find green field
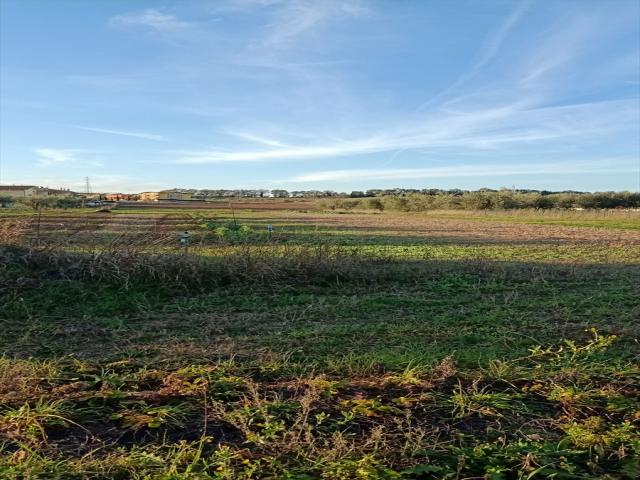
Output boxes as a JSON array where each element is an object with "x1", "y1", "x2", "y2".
[{"x1": 1, "y1": 206, "x2": 639, "y2": 479}]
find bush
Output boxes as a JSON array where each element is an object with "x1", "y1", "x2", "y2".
[
  {"x1": 16, "y1": 196, "x2": 58, "y2": 210},
  {"x1": 366, "y1": 198, "x2": 384, "y2": 211},
  {"x1": 320, "y1": 199, "x2": 363, "y2": 211},
  {"x1": 54, "y1": 196, "x2": 83, "y2": 209}
]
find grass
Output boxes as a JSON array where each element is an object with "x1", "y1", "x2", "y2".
[
  {"x1": 2, "y1": 258, "x2": 638, "y2": 369},
  {"x1": 402, "y1": 209, "x2": 640, "y2": 231},
  {"x1": 0, "y1": 206, "x2": 639, "y2": 478}
]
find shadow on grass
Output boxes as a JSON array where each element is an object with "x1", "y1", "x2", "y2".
[{"x1": 2, "y1": 244, "x2": 638, "y2": 371}]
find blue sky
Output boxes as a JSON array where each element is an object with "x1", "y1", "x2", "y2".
[{"x1": 1, "y1": 0, "x2": 639, "y2": 193}]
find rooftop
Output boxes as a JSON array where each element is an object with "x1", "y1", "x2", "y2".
[{"x1": 0, "y1": 185, "x2": 38, "y2": 190}]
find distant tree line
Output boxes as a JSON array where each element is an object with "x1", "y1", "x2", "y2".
[
  {"x1": 191, "y1": 189, "x2": 344, "y2": 199},
  {"x1": 318, "y1": 190, "x2": 640, "y2": 211},
  {"x1": 1, "y1": 189, "x2": 638, "y2": 210},
  {"x1": 180, "y1": 188, "x2": 640, "y2": 210},
  {"x1": 183, "y1": 187, "x2": 640, "y2": 210}
]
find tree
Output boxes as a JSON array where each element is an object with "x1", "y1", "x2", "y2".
[
  {"x1": 18, "y1": 196, "x2": 57, "y2": 210},
  {"x1": 54, "y1": 196, "x2": 83, "y2": 209},
  {"x1": 462, "y1": 192, "x2": 494, "y2": 210},
  {"x1": 366, "y1": 198, "x2": 384, "y2": 211},
  {"x1": 17, "y1": 196, "x2": 57, "y2": 245},
  {"x1": 532, "y1": 195, "x2": 554, "y2": 210},
  {"x1": 271, "y1": 190, "x2": 290, "y2": 198},
  {"x1": 0, "y1": 195, "x2": 14, "y2": 208}
]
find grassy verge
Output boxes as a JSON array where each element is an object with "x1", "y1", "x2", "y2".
[
  {"x1": 1, "y1": 329, "x2": 638, "y2": 479},
  {"x1": 415, "y1": 211, "x2": 640, "y2": 231},
  {"x1": 1, "y1": 244, "x2": 639, "y2": 478}
]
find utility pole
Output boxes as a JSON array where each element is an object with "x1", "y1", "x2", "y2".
[{"x1": 82, "y1": 177, "x2": 92, "y2": 208}]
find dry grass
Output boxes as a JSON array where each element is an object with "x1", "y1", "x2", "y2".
[
  {"x1": 0, "y1": 241, "x2": 395, "y2": 293},
  {"x1": 0, "y1": 358, "x2": 60, "y2": 404},
  {"x1": 0, "y1": 218, "x2": 29, "y2": 245}
]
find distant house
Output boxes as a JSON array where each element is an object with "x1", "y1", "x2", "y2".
[
  {"x1": 47, "y1": 188, "x2": 77, "y2": 196},
  {"x1": 0, "y1": 185, "x2": 45, "y2": 197},
  {"x1": 158, "y1": 189, "x2": 197, "y2": 201},
  {"x1": 0, "y1": 185, "x2": 75, "y2": 197},
  {"x1": 105, "y1": 193, "x2": 140, "y2": 201},
  {"x1": 139, "y1": 192, "x2": 160, "y2": 202}
]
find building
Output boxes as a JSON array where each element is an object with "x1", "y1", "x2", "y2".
[
  {"x1": 0, "y1": 185, "x2": 75, "y2": 197},
  {"x1": 139, "y1": 191, "x2": 160, "y2": 202},
  {"x1": 104, "y1": 193, "x2": 140, "y2": 201},
  {"x1": 0, "y1": 185, "x2": 46, "y2": 197},
  {"x1": 47, "y1": 188, "x2": 76, "y2": 196},
  {"x1": 158, "y1": 189, "x2": 197, "y2": 201}
]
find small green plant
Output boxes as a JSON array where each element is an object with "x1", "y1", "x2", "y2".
[
  {"x1": 449, "y1": 383, "x2": 526, "y2": 419},
  {"x1": 111, "y1": 403, "x2": 192, "y2": 430},
  {"x1": 200, "y1": 219, "x2": 258, "y2": 243},
  {"x1": 1, "y1": 400, "x2": 75, "y2": 446},
  {"x1": 340, "y1": 397, "x2": 402, "y2": 417},
  {"x1": 561, "y1": 416, "x2": 637, "y2": 451},
  {"x1": 321, "y1": 455, "x2": 402, "y2": 479}
]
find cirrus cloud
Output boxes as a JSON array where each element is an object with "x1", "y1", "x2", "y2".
[
  {"x1": 287, "y1": 159, "x2": 636, "y2": 183},
  {"x1": 108, "y1": 9, "x2": 192, "y2": 33}
]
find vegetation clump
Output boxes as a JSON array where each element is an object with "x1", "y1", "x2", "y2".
[{"x1": 0, "y1": 332, "x2": 638, "y2": 478}]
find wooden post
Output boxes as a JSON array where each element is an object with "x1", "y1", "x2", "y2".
[{"x1": 35, "y1": 203, "x2": 42, "y2": 246}]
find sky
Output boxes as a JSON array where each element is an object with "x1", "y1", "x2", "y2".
[{"x1": 0, "y1": 0, "x2": 639, "y2": 193}]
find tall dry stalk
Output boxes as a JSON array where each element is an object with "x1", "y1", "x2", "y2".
[{"x1": 0, "y1": 218, "x2": 29, "y2": 246}]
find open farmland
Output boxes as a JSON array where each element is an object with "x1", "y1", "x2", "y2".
[{"x1": 1, "y1": 203, "x2": 639, "y2": 479}]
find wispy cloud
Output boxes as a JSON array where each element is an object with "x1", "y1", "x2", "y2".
[
  {"x1": 172, "y1": 99, "x2": 636, "y2": 164},
  {"x1": 196, "y1": 3, "x2": 635, "y2": 171},
  {"x1": 519, "y1": 14, "x2": 595, "y2": 88},
  {"x1": 418, "y1": 1, "x2": 530, "y2": 110},
  {"x1": 287, "y1": 159, "x2": 634, "y2": 183},
  {"x1": 34, "y1": 148, "x2": 104, "y2": 168},
  {"x1": 34, "y1": 148, "x2": 81, "y2": 166},
  {"x1": 224, "y1": 131, "x2": 288, "y2": 147},
  {"x1": 210, "y1": 0, "x2": 286, "y2": 14},
  {"x1": 108, "y1": 9, "x2": 192, "y2": 32},
  {"x1": 72, "y1": 125, "x2": 165, "y2": 141},
  {"x1": 256, "y1": 0, "x2": 370, "y2": 49},
  {"x1": 66, "y1": 73, "x2": 146, "y2": 90}
]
